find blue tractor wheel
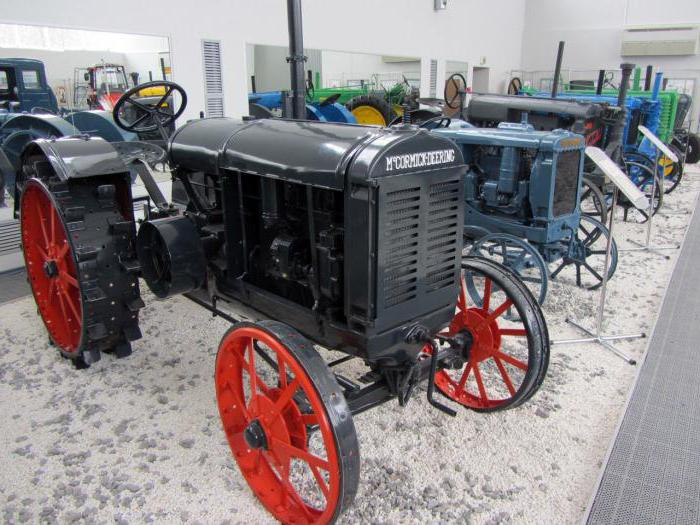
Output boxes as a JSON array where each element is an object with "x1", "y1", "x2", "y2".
[
  {"x1": 466, "y1": 233, "x2": 549, "y2": 313},
  {"x1": 620, "y1": 161, "x2": 663, "y2": 223},
  {"x1": 550, "y1": 215, "x2": 617, "y2": 290},
  {"x1": 624, "y1": 150, "x2": 682, "y2": 195}
]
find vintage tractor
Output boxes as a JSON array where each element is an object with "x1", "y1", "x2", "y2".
[
  {"x1": 74, "y1": 63, "x2": 131, "y2": 111},
  {"x1": 16, "y1": 69, "x2": 550, "y2": 524},
  {"x1": 522, "y1": 71, "x2": 685, "y2": 194},
  {"x1": 247, "y1": 89, "x2": 358, "y2": 123},
  {"x1": 249, "y1": 75, "x2": 437, "y2": 126},
  {"x1": 429, "y1": 119, "x2": 615, "y2": 306},
  {"x1": 672, "y1": 93, "x2": 700, "y2": 164},
  {"x1": 467, "y1": 65, "x2": 663, "y2": 224}
]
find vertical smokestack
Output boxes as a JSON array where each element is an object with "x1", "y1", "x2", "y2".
[
  {"x1": 617, "y1": 63, "x2": 634, "y2": 108},
  {"x1": 551, "y1": 41, "x2": 565, "y2": 98},
  {"x1": 607, "y1": 63, "x2": 635, "y2": 164},
  {"x1": 286, "y1": 0, "x2": 306, "y2": 119},
  {"x1": 596, "y1": 70, "x2": 605, "y2": 95},
  {"x1": 643, "y1": 65, "x2": 653, "y2": 91}
]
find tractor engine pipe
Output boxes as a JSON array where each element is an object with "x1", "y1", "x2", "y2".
[
  {"x1": 551, "y1": 41, "x2": 565, "y2": 98},
  {"x1": 286, "y1": 0, "x2": 307, "y2": 119},
  {"x1": 596, "y1": 70, "x2": 606, "y2": 95},
  {"x1": 651, "y1": 72, "x2": 663, "y2": 101},
  {"x1": 617, "y1": 63, "x2": 634, "y2": 109},
  {"x1": 644, "y1": 65, "x2": 653, "y2": 91},
  {"x1": 607, "y1": 63, "x2": 635, "y2": 164}
]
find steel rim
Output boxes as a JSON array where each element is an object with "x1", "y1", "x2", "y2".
[
  {"x1": 550, "y1": 215, "x2": 617, "y2": 290},
  {"x1": 21, "y1": 180, "x2": 83, "y2": 353},
  {"x1": 216, "y1": 326, "x2": 341, "y2": 524},
  {"x1": 350, "y1": 105, "x2": 386, "y2": 126},
  {"x1": 579, "y1": 178, "x2": 607, "y2": 224},
  {"x1": 467, "y1": 234, "x2": 548, "y2": 308},
  {"x1": 434, "y1": 271, "x2": 532, "y2": 410}
]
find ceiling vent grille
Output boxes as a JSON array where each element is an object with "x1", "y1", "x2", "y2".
[
  {"x1": 202, "y1": 39, "x2": 224, "y2": 117},
  {"x1": 621, "y1": 25, "x2": 700, "y2": 56}
]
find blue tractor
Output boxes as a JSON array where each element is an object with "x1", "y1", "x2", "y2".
[
  {"x1": 429, "y1": 119, "x2": 617, "y2": 307},
  {"x1": 247, "y1": 90, "x2": 357, "y2": 123}
]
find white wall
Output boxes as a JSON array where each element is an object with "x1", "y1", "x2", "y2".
[
  {"x1": 521, "y1": 0, "x2": 700, "y2": 127},
  {"x1": 1, "y1": 0, "x2": 527, "y2": 122},
  {"x1": 320, "y1": 51, "x2": 421, "y2": 87}
]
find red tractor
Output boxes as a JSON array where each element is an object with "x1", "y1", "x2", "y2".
[{"x1": 74, "y1": 63, "x2": 144, "y2": 111}]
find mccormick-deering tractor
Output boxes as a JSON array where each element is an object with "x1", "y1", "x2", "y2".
[
  {"x1": 15, "y1": 2, "x2": 549, "y2": 521},
  {"x1": 17, "y1": 86, "x2": 550, "y2": 524}
]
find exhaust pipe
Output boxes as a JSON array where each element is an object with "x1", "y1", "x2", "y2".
[
  {"x1": 286, "y1": 0, "x2": 307, "y2": 119},
  {"x1": 551, "y1": 41, "x2": 565, "y2": 98},
  {"x1": 643, "y1": 65, "x2": 653, "y2": 91},
  {"x1": 596, "y1": 70, "x2": 605, "y2": 95},
  {"x1": 607, "y1": 63, "x2": 635, "y2": 163}
]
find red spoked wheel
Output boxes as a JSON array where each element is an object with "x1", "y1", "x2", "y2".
[
  {"x1": 215, "y1": 321, "x2": 359, "y2": 525},
  {"x1": 22, "y1": 179, "x2": 82, "y2": 353},
  {"x1": 431, "y1": 257, "x2": 549, "y2": 412}
]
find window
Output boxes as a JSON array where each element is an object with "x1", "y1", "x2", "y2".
[
  {"x1": 21, "y1": 69, "x2": 41, "y2": 89},
  {"x1": 0, "y1": 70, "x2": 8, "y2": 91}
]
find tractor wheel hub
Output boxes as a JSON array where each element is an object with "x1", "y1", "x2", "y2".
[
  {"x1": 43, "y1": 260, "x2": 59, "y2": 278},
  {"x1": 243, "y1": 419, "x2": 268, "y2": 450}
]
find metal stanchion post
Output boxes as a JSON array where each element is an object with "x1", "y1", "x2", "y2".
[
  {"x1": 620, "y1": 127, "x2": 681, "y2": 259},
  {"x1": 553, "y1": 185, "x2": 643, "y2": 364}
]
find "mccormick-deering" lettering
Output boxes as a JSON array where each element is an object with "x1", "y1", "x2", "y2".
[{"x1": 385, "y1": 149, "x2": 456, "y2": 172}]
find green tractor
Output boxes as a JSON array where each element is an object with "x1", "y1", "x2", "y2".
[{"x1": 309, "y1": 74, "x2": 438, "y2": 126}]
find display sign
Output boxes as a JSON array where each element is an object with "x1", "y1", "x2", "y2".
[
  {"x1": 585, "y1": 147, "x2": 648, "y2": 210},
  {"x1": 638, "y1": 125, "x2": 679, "y2": 163}
]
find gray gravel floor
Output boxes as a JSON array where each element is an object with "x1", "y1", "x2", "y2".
[{"x1": 1, "y1": 166, "x2": 699, "y2": 524}]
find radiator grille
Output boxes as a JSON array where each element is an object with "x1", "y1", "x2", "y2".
[
  {"x1": 384, "y1": 186, "x2": 420, "y2": 306},
  {"x1": 379, "y1": 175, "x2": 463, "y2": 313},
  {"x1": 552, "y1": 150, "x2": 580, "y2": 217},
  {"x1": 426, "y1": 180, "x2": 461, "y2": 292}
]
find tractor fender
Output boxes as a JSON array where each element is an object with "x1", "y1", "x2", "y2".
[
  {"x1": 305, "y1": 104, "x2": 327, "y2": 121},
  {"x1": 65, "y1": 110, "x2": 139, "y2": 142},
  {"x1": 20, "y1": 136, "x2": 128, "y2": 181},
  {"x1": 463, "y1": 224, "x2": 492, "y2": 241},
  {"x1": 314, "y1": 103, "x2": 357, "y2": 124}
]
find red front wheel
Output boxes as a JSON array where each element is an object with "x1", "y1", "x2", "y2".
[
  {"x1": 431, "y1": 257, "x2": 549, "y2": 412},
  {"x1": 215, "y1": 321, "x2": 359, "y2": 524}
]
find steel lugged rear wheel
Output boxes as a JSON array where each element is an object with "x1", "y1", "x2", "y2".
[
  {"x1": 432, "y1": 257, "x2": 549, "y2": 412},
  {"x1": 215, "y1": 321, "x2": 359, "y2": 524},
  {"x1": 20, "y1": 173, "x2": 143, "y2": 368}
]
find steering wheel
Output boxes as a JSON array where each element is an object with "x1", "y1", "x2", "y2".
[
  {"x1": 419, "y1": 116, "x2": 452, "y2": 130},
  {"x1": 507, "y1": 77, "x2": 523, "y2": 95},
  {"x1": 113, "y1": 81, "x2": 187, "y2": 135},
  {"x1": 305, "y1": 78, "x2": 315, "y2": 104},
  {"x1": 444, "y1": 73, "x2": 467, "y2": 109}
]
